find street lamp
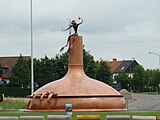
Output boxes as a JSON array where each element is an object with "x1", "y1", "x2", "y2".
[
  {"x1": 149, "y1": 52, "x2": 160, "y2": 66},
  {"x1": 30, "y1": 0, "x2": 34, "y2": 94},
  {"x1": 149, "y1": 52, "x2": 160, "y2": 94}
]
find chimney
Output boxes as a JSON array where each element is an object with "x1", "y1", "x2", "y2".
[{"x1": 113, "y1": 58, "x2": 117, "y2": 61}]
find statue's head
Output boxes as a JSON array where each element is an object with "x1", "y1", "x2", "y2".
[{"x1": 71, "y1": 20, "x2": 76, "y2": 25}]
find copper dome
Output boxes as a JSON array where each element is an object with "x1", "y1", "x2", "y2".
[{"x1": 27, "y1": 36, "x2": 126, "y2": 112}]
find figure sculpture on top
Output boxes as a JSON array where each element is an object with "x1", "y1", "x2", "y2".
[
  {"x1": 62, "y1": 16, "x2": 83, "y2": 35},
  {"x1": 60, "y1": 17, "x2": 83, "y2": 52}
]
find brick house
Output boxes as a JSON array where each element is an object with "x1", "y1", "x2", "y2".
[{"x1": 0, "y1": 56, "x2": 30, "y2": 80}]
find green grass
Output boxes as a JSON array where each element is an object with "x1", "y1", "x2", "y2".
[
  {"x1": 138, "y1": 92, "x2": 158, "y2": 95},
  {"x1": 0, "y1": 98, "x2": 160, "y2": 120},
  {"x1": 0, "y1": 111, "x2": 160, "y2": 120},
  {"x1": 0, "y1": 98, "x2": 27, "y2": 110}
]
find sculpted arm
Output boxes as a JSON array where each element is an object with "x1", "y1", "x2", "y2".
[
  {"x1": 78, "y1": 17, "x2": 83, "y2": 25},
  {"x1": 61, "y1": 25, "x2": 72, "y2": 31}
]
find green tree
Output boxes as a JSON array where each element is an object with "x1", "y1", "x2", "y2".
[
  {"x1": 0, "y1": 64, "x2": 2, "y2": 75},
  {"x1": 150, "y1": 69, "x2": 160, "y2": 93},
  {"x1": 8, "y1": 48, "x2": 114, "y2": 90},
  {"x1": 34, "y1": 58, "x2": 42, "y2": 88},
  {"x1": 54, "y1": 53, "x2": 68, "y2": 80},
  {"x1": 53, "y1": 49, "x2": 97, "y2": 79},
  {"x1": 95, "y1": 60, "x2": 112, "y2": 84},
  {"x1": 34, "y1": 55, "x2": 56, "y2": 88},
  {"x1": 83, "y1": 49, "x2": 96, "y2": 78},
  {"x1": 9, "y1": 55, "x2": 30, "y2": 88},
  {"x1": 145, "y1": 69, "x2": 154, "y2": 91},
  {"x1": 114, "y1": 72, "x2": 130, "y2": 90},
  {"x1": 131, "y1": 65, "x2": 146, "y2": 92}
]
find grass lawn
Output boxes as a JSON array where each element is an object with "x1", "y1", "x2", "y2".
[{"x1": 0, "y1": 111, "x2": 160, "y2": 120}]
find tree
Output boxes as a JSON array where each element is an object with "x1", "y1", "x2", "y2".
[
  {"x1": 9, "y1": 55, "x2": 30, "y2": 88},
  {"x1": 83, "y1": 49, "x2": 96, "y2": 78},
  {"x1": 54, "y1": 53, "x2": 68, "y2": 80},
  {"x1": 0, "y1": 64, "x2": 2, "y2": 75},
  {"x1": 114, "y1": 72, "x2": 130, "y2": 90},
  {"x1": 34, "y1": 55, "x2": 56, "y2": 88},
  {"x1": 53, "y1": 49, "x2": 97, "y2": 79},
  {"x1": 150, "y1": 69, "x2": 160, "y2": 93},
  {"x1": 131, "y1": 65, "x2": 146, "y2": 92},
  {"x1": 95, "y1": 60, "x2": 112, "y2": 84},
  {"x1": 8, "y1": 48, "x2": 113, "y2": 89},
  {"x1": 145, "y1": 69, "x2": 154, "y2": 91}
]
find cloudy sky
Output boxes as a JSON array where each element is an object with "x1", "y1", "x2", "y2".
[{"x1": 0, "y1": 0, "x2": 160, "y2": 69}]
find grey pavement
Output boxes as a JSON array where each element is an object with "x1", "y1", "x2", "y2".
[{"x1": 128, "y1": 93, "x2": 160, "y2": 111}]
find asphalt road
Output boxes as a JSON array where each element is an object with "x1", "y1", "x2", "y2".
[{"x1": 128, "y1": 93, "x2": 160, "y2": 111}]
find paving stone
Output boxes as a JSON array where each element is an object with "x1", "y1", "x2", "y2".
[
  {"x1": 77, "y1": 115, "x2": 100, "y2": 120},
  {"x1": 0, "y1": 116, "x2": 19, "y2": 120},
  {"x1": 47, "y1": 115, "x2": 71, "y2": 120},
  {"x1": 156, "y1": 116, "x2": 160, "y2": 120},
  {"x1": 132, "y1": 116, "x2": 156, "y2": 120},
  {"x1": 20, "y1": 116, "x2": 44, "y2": 120},
  {"x1": 106, "y1": 115, "x2": 131, "y2": 120}
]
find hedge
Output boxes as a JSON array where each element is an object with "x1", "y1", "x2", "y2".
[{"x1": 0, "y1": 87, "x2": 30, "y2": 97}]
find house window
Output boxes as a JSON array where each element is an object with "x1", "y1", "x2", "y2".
[
  {"x1": 121, "y1": 67, "x2": 125, "y2": 70},
  {"x1": 3, "y1": 68, "x2": 8, "y2": 75}
]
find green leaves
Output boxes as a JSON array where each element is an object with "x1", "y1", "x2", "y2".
[
  {"x1": 132, "y1": 65, "x2": 146, "y2": 92},
  {"x1": 8, "y1": 49, "x2": 113, "y2": 89},
  {"x1": 83, "y1": 49, "x2": 96, "y2": 78},
  {"x1": 9, "y1": 54, "x2": 30, "y2": 88},
  {"x1": 0, "y1": 64, "x2": 3, "y2": 75},
  {"x1": 95, "y1": 60, "x2": 112, "y2": 84},
  {"x1": 114, "y1": 72, "x2": 130, "y2": 90}
]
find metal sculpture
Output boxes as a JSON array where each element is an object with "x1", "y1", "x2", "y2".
[
  {"x1": 27, "y1": 18, "x2": 126, "y2": 112},
  {"x1": 62, "y1": 16, "x2": 83, "y2": 35},
  {"x1": 60, "y1": 17, "x2": 83, "y2": 52}
]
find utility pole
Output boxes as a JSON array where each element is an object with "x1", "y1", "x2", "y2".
[
  {"x1": 149, "y1": 52, "x2": 160, "y2": 94},
  {"x1": 30, "y1": 0, "x2": 34, "y2": 94}
]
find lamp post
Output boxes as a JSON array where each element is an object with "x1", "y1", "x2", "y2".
[
  {"x1": 30, "y1": 0, "x2": 34, "y2": 94},
  {"x1": 149, "y1": 52, "x2": 160, "y2": 94},
  {"x1": 149, "y1": 52, "x2": 160, "y2": 66}
]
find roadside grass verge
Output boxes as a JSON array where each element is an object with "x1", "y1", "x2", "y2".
[
  {"x1": 0, "y1": 97, "x2": 27, "y2": 110},
  {"x1": 0, "y1": 97, "x2": 160, "y2": 120},
  {"x1": 0, "y1": 111, "x2": 160, "y2": 120},
  {"x1": 135, "y1": 92, "x2": 158, "y2": 95}
]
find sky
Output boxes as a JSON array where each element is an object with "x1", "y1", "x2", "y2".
[{"x1": 0, "y1": 0, "x2": 160, "y2": 69}]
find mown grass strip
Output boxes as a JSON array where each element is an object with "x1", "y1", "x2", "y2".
[{"x1": 0, "y1": 111, "x2": 160, "y2": 120}]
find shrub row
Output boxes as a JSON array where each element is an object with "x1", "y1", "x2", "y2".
[{"x1": 0, "y1": 87, "x2": 30, "y2": 97}]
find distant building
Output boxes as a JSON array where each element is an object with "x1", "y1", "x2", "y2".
[
  {"x1": 107, "y1": 58, "x2": 139, "y2": 79},
  {"x1": 0, "y1": 56, "x2": 30, "y2": 80}
]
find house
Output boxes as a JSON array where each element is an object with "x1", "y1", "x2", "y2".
[
  {"x1": 0, "y1": 56, "x2": 30, "y2": 80},
  {"x1": 107, "y1": 58, "x2": 139, "y2": 79}
]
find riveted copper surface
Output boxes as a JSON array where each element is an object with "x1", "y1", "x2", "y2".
[{"x1": 27, "y1": 36, "x2": 126, "y2": 112}]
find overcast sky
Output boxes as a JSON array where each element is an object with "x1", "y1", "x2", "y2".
[{"x1": 0, "y1": 0, "x2": 160, "y2": 69}]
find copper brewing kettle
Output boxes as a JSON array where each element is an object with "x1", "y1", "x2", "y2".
[{"x1": 27, "y1": 36, "x2": 126, "y2": 112}]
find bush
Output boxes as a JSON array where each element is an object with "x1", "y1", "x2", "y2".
[{"x1": 0, "y1": 87, "x2": 30, "y2": 97}]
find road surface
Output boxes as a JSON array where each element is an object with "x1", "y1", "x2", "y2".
[{"x1": 128, "y1": 93, "x2": 160, "y2": 111}]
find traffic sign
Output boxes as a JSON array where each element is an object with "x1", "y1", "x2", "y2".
[
  {"x1": 0, "y1": 76, "x2": 2, "y2": 81},
  {"x1": 0, "y1": 80, "x2": 3, "y2": 85}
]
